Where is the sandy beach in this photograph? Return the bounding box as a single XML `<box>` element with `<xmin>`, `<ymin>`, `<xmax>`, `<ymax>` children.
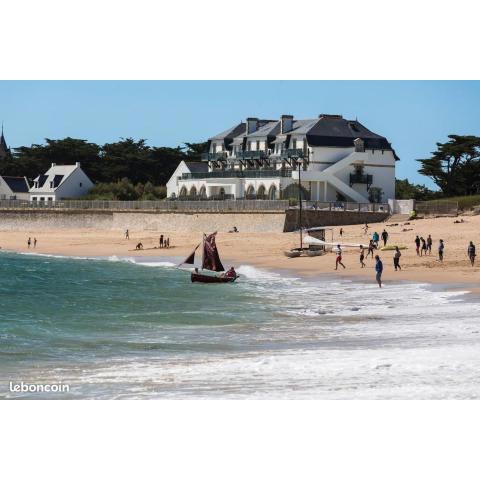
<box><xmin>1</xmin><ymin>214</ymin><xmax>480</xmax><ymax>288</ymax></box>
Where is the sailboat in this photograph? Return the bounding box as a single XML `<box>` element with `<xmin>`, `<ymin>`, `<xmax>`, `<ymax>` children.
<box><xmin>179</xmin><ymin>232</ymin><xmax>239</xmax><ymax>283</ymax></box>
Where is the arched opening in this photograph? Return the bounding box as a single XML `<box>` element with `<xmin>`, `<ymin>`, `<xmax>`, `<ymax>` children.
<box><xmin>219</xmin><ymin>187</ymin><xmax>226</xmax><ymax>197</ymax></box>
<box><xmin>199</xmin><ymin>185</ymin><xmax>207</xmax><ymax>198</ymax></box>
<box><xmin>189</xmin><ymin>186</ymin><xmax>197</xmax><ymax>197</ymax></box>
<box><xmin>268</xmin><ymin>184</ymin><xmax>277</xmax><ymax>200</ymax></box>
<box><xmin>246</xmin><ymin>185</ymin><xmax>255</xmax><ymax>199</ymax></box>
<box><xmin>179</xmin><ymin>186</ymin><xmax>188</xmax><ymax>198</ymax></box>
<box><xmin>257</xmin><ymin>185</ymin><xmax>266</xmax><ymax>200</ymax></box>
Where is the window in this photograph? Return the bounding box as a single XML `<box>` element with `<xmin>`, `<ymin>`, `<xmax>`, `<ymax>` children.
<box><xmin>292</xmin><ymin>139</ymin><xmax>297</xmax><ymax>149</ymax></box>
<box><xmin>256</xmin><ymin>141</ymin><xmax>260</xmax><ymax>151</ymax></box>
<box><xmin>79</xmin><ymin>182</ymin><xmax>83</xmax><ymax>187</ymax></box>
<box><xmin>212</xmin><ymin>142</ymin><xmax>217</xmax><ymax>153</ymax></box>
<box><xmin>40</xmin><ymin>197</ymin><xmax>45</xmax><ymax>202</ymax></box>
<box><xmin>248</xmin><ymin>141</ymin><xmax>252</xmax><ymax>150</ymax></box>
<box><xmin>50</xmin><ymin>181</ymin><xmax>53</xmax><ymax>188</ymax></box>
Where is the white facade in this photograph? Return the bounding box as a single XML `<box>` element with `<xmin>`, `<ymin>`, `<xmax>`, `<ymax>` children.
<box><xmin>168</xmin><ymin>114</ymin><xmax>398</xmax><ymax>203</ymax></box>
<box><xmin>30</xmin><ymin>162</ymin><xmax>94</xmax><ymax>202</ymax></box>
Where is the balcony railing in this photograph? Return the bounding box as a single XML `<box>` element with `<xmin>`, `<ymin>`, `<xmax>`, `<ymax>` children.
<box><xmin>181</xmin><ymin>169</ymin><xmax>292</xmax><ymax>180</ymax></box>
<box><xmin>349</xmin><ymin>173</ymin><xmax>373</xmax><ymax>187</ymax></box>
<box><xmin>281</xmin><ymin>148</ymin><xmax>305</xmax><ymax>159</ymax></box>
<box><xmin>236</xmin><ymin>150</ymin><xmax>267</xmax><ymax>160</ymax></box>
<box><xmin>201</xmin><ymin>152</ymin><xmax>228</xmax><ymax>161</ymax></box>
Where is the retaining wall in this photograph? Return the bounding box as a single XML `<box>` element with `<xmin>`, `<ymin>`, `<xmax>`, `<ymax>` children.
<box><xmin>0</xmin><ymin>209</ymin><xmax>390</xmax><ymax>233</ymax></box>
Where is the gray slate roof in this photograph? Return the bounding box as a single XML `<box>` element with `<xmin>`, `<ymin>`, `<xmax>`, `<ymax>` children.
<box><xmin>185</xmin><ymin>162</ymin><xmax>208</xmax><ymax>173</ymax></box>
<box><xmin>2</xmin><ymin>176</ymin><xmax>30</xmax><ymax>193</ymax></box>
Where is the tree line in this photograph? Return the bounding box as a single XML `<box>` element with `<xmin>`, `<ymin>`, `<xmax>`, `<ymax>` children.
<box><xmin>0</xmin><ymin>137</ymin><xmax>207</xmax><ymax>200</ymax></box>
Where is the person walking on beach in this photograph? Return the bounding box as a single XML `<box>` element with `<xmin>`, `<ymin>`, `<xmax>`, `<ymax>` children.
<box><xmin>420</xmin><ymin>237</ymin><xmax>427</xmax><ymax>256</ymax></box>
<box><xmin>372</xmin><ymin>231</ymin><xmax>379</xmax><ymax>248</ymax></box>
<box><xmin>375</xmin><ymin>254</ymin><xmax>383</xmax><ymax>288</ymax></box>
<box><xmin>467</xmin><ymin>241</ymin><xmax>476</xmax><ymax>266</ymax></box>
<box><xmin>415</xmin><ymin>235</ymin><xmax>421</xmax><ymax>256</ymax></box>
<box><xmin>159</xmin><ymin>234</ymin><xmax>164</xmax><ymax>248</ymax></box>
<box><xmin>438</xmin><ymin>239</ymin><xmax>445</xmax><ymax>262</ymax></box>
<box><xmin>339</xmin><ymin>227</ymin><xmax>343</xmax><ymax>237</ymax></box>
<box><xmin>33</xmin><ymin>238</ymin><xmax>37</xmax><ymax>248</ymax></box>
<box><xmin>367</xmin><ymin>239</ymin><xmax>375</xmax><ymax>258</ymax></box>
<box><xmin>426</xmin><ymin>234</ymin><xmax>432</xmax><ymax>255</ymax></box>
<box><xmin>335</xmin><ymin>245</ymin><xmax>345</xmax><ymax>270</ymax></box>
<box><xmin>381</xmin><ymin>229</ymin><xmax>389</xmax><ymax>247</ymax></box>
<box><xmin>359</xmin><ymin>245</ymin><xmax>366</xmax><ymax>268</ymax></box>
<box><xmin>125</xmin><ymin>229</ymin><xmax>129</xmax><ymax>240</ymax></box>
<box><xmin>363</xmin><ymin>222</ymin><xmax>369</xmax><ymax>235</ymax></box>
<box><xmin>27</xmin><ymin>237</ymin><xmax>31</xmax><ymax>248</ymax></box>
<box><xmin>393</xmin><ymin>246</ymin><xmax>402</xmax><ymax>271</ymax></box>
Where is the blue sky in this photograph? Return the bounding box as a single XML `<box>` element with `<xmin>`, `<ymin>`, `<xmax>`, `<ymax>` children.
<box><xmin>1</xmin><ymin>81</ymin><xmax>479</xmax><ymax>188</ymax></box>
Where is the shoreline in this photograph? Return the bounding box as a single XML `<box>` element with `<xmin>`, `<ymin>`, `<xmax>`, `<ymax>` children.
<box><xmin>1</xmin><ymin>214</ymin><xmax>480</xmax><ymax>293</ymax></box>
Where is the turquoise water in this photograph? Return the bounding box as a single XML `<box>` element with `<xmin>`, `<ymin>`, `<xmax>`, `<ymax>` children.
<box><xmin>1</xmin><ymin>251</ymin><xmax>480</xmax><ymax>399</ymax></box>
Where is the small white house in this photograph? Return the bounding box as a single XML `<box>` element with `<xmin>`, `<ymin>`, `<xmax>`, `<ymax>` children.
<box><xmin>166</xmin><ymin>161</ymin><xmax>209</xmax><ymax>198</ymax></box>
<box><xmin>30</xmin><ymin>162</ymin><xmax>94</xmax><ymax>202</ymax></box>
<box><xmin>0</xmin><ymin>175</ymin><xmax>31</xmax><ymax>200</ymax></box>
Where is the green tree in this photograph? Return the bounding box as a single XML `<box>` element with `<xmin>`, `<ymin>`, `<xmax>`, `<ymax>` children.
<box><xmin>395</xmin><ymin>178</ymin><xmax>435</xmax><ymax>200</ymax></box>
<box><xmin>417</xmin><ymin>135</ymin><xmax>480</xmax><ymax>196</ymax></box>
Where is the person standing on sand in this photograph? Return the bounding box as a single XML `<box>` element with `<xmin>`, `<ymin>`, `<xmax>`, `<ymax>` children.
<box><xmin>363</xmin><ymin>222</ymin><xmax>369</xmax><ymax>235</ymax></box>
<box><xmin>339</xmin><ymin>228</ymin><xmax>343</xmax><ymax>237</ymax></box>
<box><xmin>467</xmin><ymin>241</ymin><xmax>476</xmax><ymax>266</ymax></box>
<box><xmin>34</xmin><ymin>238</ymin><xmax>37</xmax><ymax>248</ymax></box>
<box><xmin>359</xmin><ymin>245</ymin><xmax>366</xmax><ymax>268</ymax></box>
<box><xmin>381</xmin><ymin>229</ymin><xmax>388</xmax><ymax>247</ymax></box>
<box><xmin>375</xmin><ymin>255</ymin><xmax>383</xmax><ymax>288</ymax></box>
<box><xmin>426</xmin><ymin>234</ymin><xmax>432</xmax><ymax>255</ymax></box>
<box><xmin>165</xmin><ymin>237</ymin><xmax>170</xmax><ymax>248</ymax></box>
<box><xmin>438</xmin><ymin>239</ymin><xmax>445</xmax><ymax>262</ymax></box>
<box><xmin>159</xmin><ymin>234</ymin><xmax>164</xmax><ymax>248</ymax></box>
<box><xmin>125</xmin><ymin>229</ymin><xmax>129</xmax><ymax>240</ymax></box>
<box><xmin>415</xmin><ymin>235</ymin><xmax>421</xmax><ymax>256</ymax></box>
<box><xmin>335</xmin><ymin>245</ymin><xmax>345</xmax><ymax>270</ymax></box>
<box><xmin>420</xmin><ymin>237</ymin><xmax>427</xmax><ymax>256</ymax></box>
<box><xmin>367</xmin><ymin>239</ymin><xmax>375</xmax><ymax>258</ymax></box>
<box><xmin>372</xmin><ymin>231</ymin><xmax>379</xmax><ymax>248</ymax></box>
<box><xmin>27</xmin><ymin>237</ymin><xmax>31</xmax><ymax>248</ymax></box>
<box><xmin>393</xmin><ymin>246</ymin><xmax>401</xmax><ymax>271</ymax></box>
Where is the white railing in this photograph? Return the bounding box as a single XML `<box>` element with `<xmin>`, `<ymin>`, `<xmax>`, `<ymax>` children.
<box><xmin>293</xmin><ymin>201</ymin><xmax>390</xmax><ymax>213</ymax></box>
<box><xmin>0</xmin><ymin>199</ymin><xmax>289</xmax><ymax>212</ymax></box>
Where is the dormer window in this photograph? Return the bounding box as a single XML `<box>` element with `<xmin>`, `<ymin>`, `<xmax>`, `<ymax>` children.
<box><xmin>292</xmin><ymin>139</ymin><xmax>297</xmax><ymax>150</ymax></box>
<box><xmin>50</xmin><ymin>181</ymin><xmax>53</xmax><ymax>188</ymax></box>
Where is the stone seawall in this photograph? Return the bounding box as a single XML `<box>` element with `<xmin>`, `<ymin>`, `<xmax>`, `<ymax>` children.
<box><xmin>0</xmin><ymin>209</ymin><xmax>390</xmax><ymax>233</ymax></box>
<box><xmin>0</xmin><ymin>210</ymin><xmax>286</xmax><ymax>233</ymax></box>
<box><xmin>284</xmin><ymin>210</ymin><xmax>390</xmax><ymax>231</ymax></box>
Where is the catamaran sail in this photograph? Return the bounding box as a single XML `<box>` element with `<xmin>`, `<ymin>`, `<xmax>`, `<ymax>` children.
<box><xmin>202</xmin><ymin>232</ymin><xmax>224</xmax><ymax>272</ymax></box>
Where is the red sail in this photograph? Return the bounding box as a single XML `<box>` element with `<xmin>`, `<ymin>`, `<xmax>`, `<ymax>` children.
<box><xmin>202</xmin><ymin>232</ymin><xmax>225</xmax><ymax>272</ymax></box>
<box><xmin>178</xmin><ymin>243</ymin><xmax>200</xmax><ymax>267</ymax></box>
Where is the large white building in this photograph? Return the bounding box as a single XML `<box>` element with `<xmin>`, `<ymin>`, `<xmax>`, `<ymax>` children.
<box><xmin>30</xmin><ymin>162</ymin><xmax>94</xmax><ymax>202</ymax></box>
<box><xmin>167</xmin><ymin>114</ymin><xmax>398</xmax><ymax>202</ymax></box>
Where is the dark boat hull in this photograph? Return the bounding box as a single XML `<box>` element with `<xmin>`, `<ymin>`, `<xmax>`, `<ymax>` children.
<box><xmin>191</xmin><ymin>272</ymin><xmax>238</xmax><ymax>283</ymax></box>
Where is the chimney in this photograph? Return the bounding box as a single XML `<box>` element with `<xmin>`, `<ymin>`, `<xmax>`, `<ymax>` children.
<box><xmin>51</xmin><ymin>163</ymin><xmax>56</xmax><ymax>167</ymax></box>
<box><xmin>246</xmin><ymin>117</ymin><xmax>259</xmax><ymax>134</ymax></box>
<box><xmin>280</xmin><ymin>115</ymin><xmax>294</xmax><ymax>134</ymax></box>
<box><xmin>75</xmin><ymin>162</ymin><xmax>81</xmax><ymax>167</ymax></box>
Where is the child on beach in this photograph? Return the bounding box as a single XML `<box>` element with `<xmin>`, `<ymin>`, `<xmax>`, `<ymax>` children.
<box><xmin>363</xmin><ymin>222</ymin><xmax>369</xmax><ymax>235</ymax></box>
<box><xmin>372</xmin><ymin>231</ymin><xmax>379</xmax><ymax>248</ymax></box>
<box><xmin>420</xmin><ymin>237</ymin><xmax>427</xmax><ymax>256</ymax></box>
<box><xmin>27</xmin><ymin>237</ymin><xmax>31</xmax><ymax>248</ymax></box>
<box><xmin>125</xmin><ymin>229</ymin><xmax>129</xmax><ymax>239</ymax></box>
<box><xmin>335</xmin><ymin>245</ymin><xmax>345</xmax><ymax>270</ymax></box>
<box><xmin>467</xmin><ymin>241</ymin><xmax>476</xmax><ymax>266</ymax></box>
<box><xmin>438</xmin><ymin>239</ymin><xmax>445</xmax><ymax>262</ymax></box>
<box><xmin>426</xmin><ymin>234</ymin><xmax>432</xmax><ymax>255</ymax></box>
<box><xmin>393</xmin><ymin>246</ymin><xmax>401</xmax><ymax>271</ymax></box>
<box><xmin>34</xmin><ymin>238</ymin><xmax>37</xmax><ymax>248</ymax></box>
<box><xmin>165</xmin><ymin>237</ymin><xmax>170</xmax><ymax>248</ymax></box>
<box><xmin>415</xmin><ymin>235</ymin><xmax>421</xmax><ymax>255</ymax></box>
<box><xmin>375</xmin><ymin>255</ymin><xmax>383</xmax><ymax>288</ymax></box>
<box><xmin>359</xmin><ymin>245</ymin><xmax>366</xmax><ymax>268</ymax></box>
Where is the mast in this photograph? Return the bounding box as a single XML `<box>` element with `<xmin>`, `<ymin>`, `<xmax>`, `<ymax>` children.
<box><xmin>201</xmin><ymin>234</ymin><xmax>205</xmax><ymax>271</ymax></box>
<box><xmin>298</xmin><ymin>159</ymin><xmax>303</xmax><ymax>249</ymax></box>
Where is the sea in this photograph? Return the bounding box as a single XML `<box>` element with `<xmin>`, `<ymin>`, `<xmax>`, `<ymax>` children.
<box><xmin>1</xmin><ymin>250</ymin><xmax>480</xmax><ymax>399</ymax></box>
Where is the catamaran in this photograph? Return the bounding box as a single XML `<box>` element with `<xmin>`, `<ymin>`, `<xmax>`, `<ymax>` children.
<box><xmin>179</xmin><ymin>232</ymin><xmax>239</xmax><ymax>283</ymax></box>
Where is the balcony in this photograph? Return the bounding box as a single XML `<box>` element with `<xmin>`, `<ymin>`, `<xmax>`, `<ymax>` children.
<box><xmin>236</xmin><ymin>150</ymin><xmax>267</xmax><ymax>160</ymax></box>
<box><xmin>201</xmin><ymin>152</ymin><xmax>228</xmax><ymax>162</ymax></box>
<box><xmin>350</xmin><ymin>173</ymin><xmax>373</xmax><ymax>189</ymax></box>
<box><xmin>181</xmin><ymin>169</ymin><xmax>292</xmax><ymax>180</ymax></box>
<box><xmin>281</xmin><ymin>148</ymin><xmax>305</xmax><ymax>159</ymax></box>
